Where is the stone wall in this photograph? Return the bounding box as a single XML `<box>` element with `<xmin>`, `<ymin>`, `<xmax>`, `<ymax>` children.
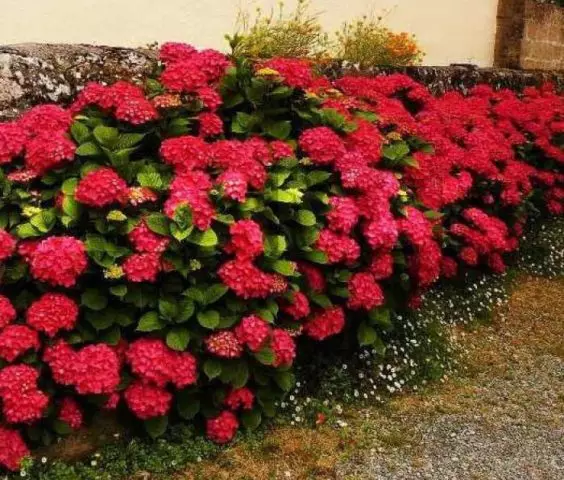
<box><xmin>1</xmin><ymin>43</ymin><xmax>563</xmax><ymax>121</ymax></box>
<box><xmin>495</xmin><ymin>0</ymin><xmax>564</xmax><ymax>70</ymax></box>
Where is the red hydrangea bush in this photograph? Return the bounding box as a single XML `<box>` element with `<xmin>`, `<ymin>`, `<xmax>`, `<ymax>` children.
<box><xmin>0</xmin><ymin>42</ymin><xmax>562</xmax><ymax>471</ymax></box>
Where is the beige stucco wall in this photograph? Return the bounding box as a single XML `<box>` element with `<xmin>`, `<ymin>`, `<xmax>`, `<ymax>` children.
<box><xmin>0</xmin><ymin>0</ymin><xmax>499</xmax><ymax>66</ymax></box>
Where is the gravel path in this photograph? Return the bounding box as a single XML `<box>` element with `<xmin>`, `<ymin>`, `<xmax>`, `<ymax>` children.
<box><xmin>336</xmin><ymin>276</ymin><xmax>564</xmax><ymax>480</ymax></box>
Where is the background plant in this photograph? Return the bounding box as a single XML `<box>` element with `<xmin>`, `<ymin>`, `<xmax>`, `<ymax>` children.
<box><xmin>334</xmin><ymin>15</ymin><xmax>424</xmax><ymax>67</ymax></box>
<box><xmin>231</xmin><ymin>0</ymin><xmax>423</xmax><ymax>66</ymax></box>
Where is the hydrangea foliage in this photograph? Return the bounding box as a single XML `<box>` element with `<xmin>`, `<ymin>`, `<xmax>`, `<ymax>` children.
<box><xmin>0</xmin><ymin>42</ymin><xmax>562</xmax><ymax>471</ymax></box>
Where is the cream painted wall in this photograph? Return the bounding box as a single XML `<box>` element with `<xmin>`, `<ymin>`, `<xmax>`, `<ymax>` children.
<box><xmin>0</xmin><ymin>0</ymin><xmax>499</xmax><ymax>66</ymax></box>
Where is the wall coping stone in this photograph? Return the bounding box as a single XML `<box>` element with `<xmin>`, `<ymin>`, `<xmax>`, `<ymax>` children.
<box><xmin>1</xmin><ymin>43</ymin><xmax>563</xmax><ymax>121</ymax></box>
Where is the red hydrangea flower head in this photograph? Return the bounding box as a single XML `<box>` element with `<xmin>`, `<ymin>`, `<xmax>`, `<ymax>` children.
<box><xmin>115</xmin><ymin>96</ymin><xmax>158</xmax><ymax>125</ymax></box>
<box><xmin>128</xmin><ymin>220</ymin><xmax>170</xmax><ymax>253</ymax></box>
<box><xmin>327</xmin><ymin>196</ymin><xmax>360</xmax><ymax>234</ymax></box>
<box><xmin>123</xmin><ymin>253</ymin><xmax>161</xmax><ymax>283</ymax></box>
<box><xmin>347</xmin><ymin>273</ymin><xmax>385</xmax><ymax>310</ymax></box>
<box><xmin>299</xmin><ymin>127</ymin><xmax>346</xmax><ymax>165</ymax></box>
<box><xmin>74</xmin><ymin>344</ymin><xmax>121</xmax><ymax>395</ymax></box>
<box><xmin>159</xmin><ymin>42</ymin><xmax>197</xmax><ymax>63</ymax></box>
<box><xmin>227</xmin><ymin>219</ymin><xmax>264</xmax><ymax>260</ymax></box>
<box><xmin>26</xmin><ymin>293</ymin><xmax>79</xmax><ymax>337</ymax></box>
<box><xmin>58</xmin><ymin>397</ymin><xmax>83</xmax><ymax>430</ymax></box>
<box><xmin>24</xmin><ymin>131</ymin><xmax>76</xmax><ymax>175</ymax></box>
<box><xmin>217</xmin><ymin>169</ymin><xmax>248</xmax><ymax>202</ymax></box>
<box><xmin>303</xmin><ymin>306</ymin><xmax>346</xmax><ymax>341</ymax></box>
<box><xmin>29</xmin><ymin>236</ymin><xmax>87</xmax><ymax>287</ymax></box>
<box><xmin>280</xmin><ymin>291</ymin><xmax>311</xmax><ymax>320</ymax></box>
<box><xmin>124</xmin><ymin>382</ymin><xmax>172</xmax><ymax>420</ymax></box>
<box><xmin>125</xmin><ymin>338</ymin><xmax>196</xmax><ymax>389</ymax></box>
<box><xmin>198</xmin><ymin>112</ymin><xmax>224</xmax><ymax>138</ymax></box>
<box><xmin>126</xmin><ymin>338</ymin><xmax>173</xmax><ymax>387</ymax></box>
<box><xmin>270</xmin><ymin>140</ymin><xmax>294</xmax><ymax>160</ymax></box>
<box><xmin>440</xmin><ymin>257</ymin><xmax>458</xmax><ymax>278</ymax></box>
<box><xmin>0</xmin><ymin>325</ymin><xmax>40</xmax><ymax>362</ymax></box>
<box><xmin>19</xmin><ymin>104</ymin><xmax>72</xmax><ymax>136</ymax></box>
<box><xmin>75</xmin><ymin>167</ymin><xmax>129</xmax><ymax>208</ymax></box>
<box><xmin>218</xmin><ymin>259</ymin><xmax>288</xmax><ymax>299</ymax></box>
<box><xmin>160</xmin><ymin>135</ymin><xmax>209</xmax><ymax>172</ymax></box>
<box><xmin>0</xmin><ymin>229</ymin><xmax>16</xmax><ymax>261</ymax></box>
<box><xmin>271</xmin><ymin>328</ymin><xmax>296</xmax><ymax>367</ymax></box>
<box><xmin>234</xmin><ymin>314</ymin><xmax>271</xmax><ymax>352</ymax></box>
<box><xmin>369</xmin><ymin>251</ymin><xmax>394</xmax><ymax>280</ymax></box>
<box><xmin>260</xmin><ymin>58</ymin><xmax>314</xmax><ymax>89</ymax></box>
<box><xmin>0</xmin><ymin>122</ymin><xmax>26</xmax><ymax>164</ymax></box>
<box><xmin>0</xmin><ymin>295</ymin><xmax>16</xmax><ymax>329</ymax></box>
<box><xmin>224</xmin><ymin>387</ymin><xmax>254</xmax><ymax>411</ymax></box>
<box><xmin>315</xmin><ymin>229</ymin><xmax>360</xmax><ymax>264</ymax></box>
<box><xmin>169</xmin><ymin>351</ymin><xmax>198</xmax><ymax>388</ymax></box>
<box><xmin>0</xmin><ymin>427</ymin><xmax>30</xmax><ymax>471</ymax></box>
<box><xmin>296</xmin><ymin>262</ymin><xmax>326</xmax><ymax>292</ymax></box>
<box><xmin>205</xmin><ymin>330</ymin><xmax>243</xmax><ymax>359</ymax></box>
<box><xmin>17</xmin><ymin>240</ymin><xmax>39</xmax><ymax>263</ymax></box>
<box><xmin>206</xmin><ymin>410</ymin><xmax>239</xmax><ymax>444</ymax></box>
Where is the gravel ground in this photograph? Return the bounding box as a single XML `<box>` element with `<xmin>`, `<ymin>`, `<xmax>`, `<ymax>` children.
<box><xmin>336</xmin><ymin>276</ymin><xmax>564</xmax><ymax>480</ymax></box>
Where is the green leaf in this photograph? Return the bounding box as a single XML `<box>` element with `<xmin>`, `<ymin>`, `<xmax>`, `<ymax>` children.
<box><xmin>144</xmin><ymin>416</ymin><xmax>168</xmax><ymax>439</ymax></box>
<box><xmin>254</xmin><ymin>347</ymin><xmax>275</xmax><ymax>366</ymax></box>
<box><xmin>159</xmin><ymin>298</ymin><xmax>178</xmax><ymax>320</ymax></box>
<box><xmin>309</xmin><ymin>293</ymin><xmax>332</xmax><ymax>308</ymax></box>
<box><xmin>274</xmin><ymin>371</ymin><xmax>295</xmax><ymax>392</ymax></box>
<box><xmin>170</xmin><ymin>223</ymin><xmax>193</xmax><ymax>242</ymax></box>
<box><xmin>368</xmin><ymin>308</ymin><xmax>393</xmax><ymax>331</ymax></box>
<box><xmin>264</xmin><ymin>235</ymin><xmax>287</xmax><ymax>258</ymax></box>
<box><xmin>383</xmin><ymin>142</ymin><xmax>410</xmax><ymax>161</ymax></box>
<box><xmin>61</xmin><ymin>178</ymin><xmax>78</xmax><ymax>196</ymax></box>
<box><xmin>76</xmin><ymin>141</ymin><xmax>102</xmax><ymax>156</ymax></box>
<box><xmin>109</xmin><ymin>285</ymin><xmax>128</xmax><ymax>297</ymax></box>
<box><xmin>176</xmin><ymin>298</ymin><xmax>195</xmax><ymax>323</ymax></box>
<box><xmin>424</xmin><ymin>210</ymin><xmax>444</xmax><ymax>220</ymax></box>
<box><xmin>137</xmin><ymin>311</ymin><xmax>164</xmax><ymax>332</ymax></box>
<box><xmin>52</xmin><ymin>420</ymin><xmax>73</xmax><ymax>436</ymax></box>
<box><xmin>115</xmin><ymin>133</ymin><xmax>145</xmax><ymax>150</ymax></box>
<box><xmin>93</xmin><ymin>126</ymin><xmax>119</xmax><ymax>148</ymax></box>
<box><xmin>303</xmin><ymin>250</ymin><xmax>328</xmax><ymax>264</ymax></box>
<box><xmin>81</xmin><ymin>289</ymin><xmax>108</xmax><ymax>311</ymax></box>
<box><xmin>204</xmin><ymin>284</ymin><xmax>229</xmax><ymax>305</ymax></box>
<box><xmin>70</xmin><ymin>121</ymin><xmax>90</xmax><ymax>144</ymax></box>
<box><xmin>145</xmin><ymin>213</ymin><xmax>170</xmax><ymax>236</ymax></box>
<box><xmin>177</xmin><ymin>391</ymin><xmax>200</xmax><ymax>420</ymax></box>
<box><xmin>232</xmin><ymin>112</ymin><xmax>258</xmax><ymax>134</ymax></box>
<box><xmin>231</xmin><ymin>361</ymin><xmax>249</xmax><ymax>388</ymax></box>
<box><xmin>62</xmin><ymin>196</ymin><xmax>81</xmax><ymax>219</ymax></box>
<box><xmin>270</xmin><ymin>259</ymin><xmax>297</xmax><ymax>276</ymax></box>
<box><xmin>188</xmin><ymin>228</ymin><xmax>218</xmax><ymax>247</ymax></box>
<box><xmin>184</xmin><ymin>287</ymin><xmax>205</xmax><ymax>304</ymax></box>
<box><xmin>307</xmin><ymin>170</ymin><xmax>332</xmax><ymax>187</ymax></box>
<box><xmin>266</xmin><ymin>188</ymin><xmax>303</xmax><ymax>204</ymax></box>
<box><xmin>265</xmin><ymin>120</ymin><xmax>291</xmax><ymax>140</ymax></box>
<box><xmin>269</xmin><ymin>170</ymin><xmax>292</xmax><ymax>188</ymax></box>
<box><xmin>357</xmin><ymin>322</ymin><xmax>378</xmax><ymax>347</ymax></box>
<box><xmin>203</xmin><ymin>358</ymin><xmax>222</xmax><ymax>379</ymax></box>
<box><xmin>86</xmin><ymin>311</ymin><xmax>114</xmax><ymax>331</ymax></box>
<box><xmin>30</xmin><ymin>210</ymin><xmax>56</xmax><ymax>233</ymax></box>
<box><xmin>166</xmin><ymin>328</ymin><xmax>190</xmax><ymax>351</ymax></box>
<box><xmin>16</xmin><ymin>223</ymin><xmax>41</xmax><ymax>239</ymax></box>
<box><xmin>137</xmin><ymin>171</ymin><xmax>164</xmax><ymax>190</ymax></box>
<box><xmin>197</xmin><ymin>310</ymin><xmax>220</xmax><ymax>329</ymax></box>
<box><xmin>401</xmin><ymin>156</ymin><xmax>419</xmax><ymax>168</ymax></box>
<box><xmin>296</xmin><ymin>209</ymin><xmax>316</xmax><ymax>226</ymax></box>
<box><xmin>240</xmin><ymin>410</ymin><xmax>262</xmax><ymax>431</ymax></box>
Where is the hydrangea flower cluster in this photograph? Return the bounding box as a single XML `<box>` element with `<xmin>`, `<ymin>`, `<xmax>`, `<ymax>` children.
<box><xmin>0</xmin><ymin>41</ymin><xmax>561</xmax><ymax>471</ymax></box>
